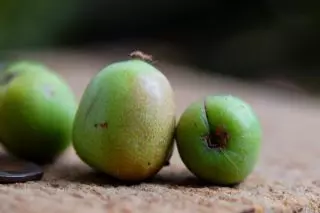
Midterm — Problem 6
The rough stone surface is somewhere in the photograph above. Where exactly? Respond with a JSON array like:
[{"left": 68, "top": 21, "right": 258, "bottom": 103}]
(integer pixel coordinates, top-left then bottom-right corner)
[{"left": 0, "top": 50, "right": 319, "bottom": 213}]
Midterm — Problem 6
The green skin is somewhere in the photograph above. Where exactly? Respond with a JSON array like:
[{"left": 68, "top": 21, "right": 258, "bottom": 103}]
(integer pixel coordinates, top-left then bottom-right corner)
[
  {"left": 176, "top": 95, "right": 262, "bottom": 185},
  {"left": 73, "top": 59, "right": 176, "bottom": 182},
  {"left": 0, "top": 61, "right": 78, "bottom": 163}
]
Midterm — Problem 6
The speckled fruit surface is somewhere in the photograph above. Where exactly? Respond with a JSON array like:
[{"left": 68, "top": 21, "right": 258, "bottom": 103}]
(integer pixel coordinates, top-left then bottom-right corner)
[{"left": 73, "top": 58, "right": 176, "bottom": 182}]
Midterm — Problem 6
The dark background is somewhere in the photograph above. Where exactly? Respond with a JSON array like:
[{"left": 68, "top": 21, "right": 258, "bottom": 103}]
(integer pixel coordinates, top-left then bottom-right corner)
[{"left": 1, "top": 0, "right": 320, "bottom": 93}]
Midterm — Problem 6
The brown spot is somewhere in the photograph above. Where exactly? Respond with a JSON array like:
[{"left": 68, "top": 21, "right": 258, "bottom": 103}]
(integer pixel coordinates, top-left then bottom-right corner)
[
  {"left": 100, "top": 122, "right": 108, "bottom": 128},
  {"left": 203, "top": 100, "right": 229, "bottom": 150},
  {"left": 147, "top": 162, "right": 151, "bottom": 166},
  {"left": 94, "top": 122, "right": 108, "bottom": 129},
  {"left": 203, "top": 130, "right": 229, "bottom": 150}
]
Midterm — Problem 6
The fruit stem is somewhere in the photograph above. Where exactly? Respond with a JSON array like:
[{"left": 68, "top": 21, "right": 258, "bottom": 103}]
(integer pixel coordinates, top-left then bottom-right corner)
[
  {"left": 129, "top": 50, "right": 154, "bottom": 63},
  {"left": 203, "top": 100, "right": 229, "bottom": 150}
]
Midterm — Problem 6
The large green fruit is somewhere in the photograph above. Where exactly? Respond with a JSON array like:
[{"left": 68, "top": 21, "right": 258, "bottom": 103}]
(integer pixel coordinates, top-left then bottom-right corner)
[
  {"left": 73, "top": 56, "right": 176, "bottom": 182},
  {"left": 176, "top": 95, "right": 262, "bottom": 185},
  {"left": 0, "top": 61, "right": 78, "bottom": 163}
]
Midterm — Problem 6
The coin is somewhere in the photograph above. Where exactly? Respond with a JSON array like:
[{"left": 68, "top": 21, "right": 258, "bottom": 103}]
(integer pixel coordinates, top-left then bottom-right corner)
[{"left": 0, "top": 155, "right": 43, "bottom": 184}]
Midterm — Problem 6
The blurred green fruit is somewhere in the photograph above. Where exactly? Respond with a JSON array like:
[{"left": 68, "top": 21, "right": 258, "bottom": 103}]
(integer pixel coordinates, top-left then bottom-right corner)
[{"left": 0, "top": 61, "right": 78, "bottom": 163}]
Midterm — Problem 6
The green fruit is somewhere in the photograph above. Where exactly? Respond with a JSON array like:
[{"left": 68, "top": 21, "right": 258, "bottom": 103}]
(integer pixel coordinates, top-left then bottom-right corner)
[
  {"left": 176, "top": 95, "right": 262, "bottom": 185},
  {"left": 0, "top": 61, "right": 78, "bottom": 163},
  {"left": 73, "top": 56, "right": 176, "bottom": 182}
]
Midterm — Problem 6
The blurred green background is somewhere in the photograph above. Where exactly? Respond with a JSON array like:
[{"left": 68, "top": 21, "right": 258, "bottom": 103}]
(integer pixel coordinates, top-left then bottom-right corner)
[{"left": 1, "top": 0, "right": 320, "bottom": 93}]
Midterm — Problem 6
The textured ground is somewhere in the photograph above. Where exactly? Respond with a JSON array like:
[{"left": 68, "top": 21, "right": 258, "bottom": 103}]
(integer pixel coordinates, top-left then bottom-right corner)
[{"left": 0, "top": 49, "right": 319, "bottom": 213}]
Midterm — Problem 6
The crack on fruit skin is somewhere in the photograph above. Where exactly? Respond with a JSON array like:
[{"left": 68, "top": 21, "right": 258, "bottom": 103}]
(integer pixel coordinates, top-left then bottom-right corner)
[
  {"left": 203, "top": 100, "right": 229, "bottom": 151},
  {"left": 202, "top": 100, "right": 240, "bottom": 176},
  {"left": 94, "top": 122, "right": 108, "bottom": 129}
]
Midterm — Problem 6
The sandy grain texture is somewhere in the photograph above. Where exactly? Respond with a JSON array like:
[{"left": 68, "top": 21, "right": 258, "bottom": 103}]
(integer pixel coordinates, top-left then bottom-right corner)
[{"left": 0, "top": 49, "right": 319, "bottom": 213}]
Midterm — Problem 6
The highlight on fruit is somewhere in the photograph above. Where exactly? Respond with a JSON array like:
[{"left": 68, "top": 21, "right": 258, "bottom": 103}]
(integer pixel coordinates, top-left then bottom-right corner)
[{"left": 72, "top": 51, "right": 176, "bottom": 182}]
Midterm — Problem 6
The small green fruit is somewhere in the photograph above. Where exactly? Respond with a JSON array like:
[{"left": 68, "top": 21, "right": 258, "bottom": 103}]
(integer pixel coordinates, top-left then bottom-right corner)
[
  {"left": 73, "top": 54, "right": 175, "bottom": 182},
  {"left": 176, "top": 95, "right": 262, "bottom": 185},
  {"left": 0, "top": 61, "right": 78, "bottom": 163}
]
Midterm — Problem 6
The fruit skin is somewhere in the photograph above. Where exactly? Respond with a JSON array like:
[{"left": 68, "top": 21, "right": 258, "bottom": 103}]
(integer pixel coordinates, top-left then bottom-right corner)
[
  {"left": 176, "top": 95, "right": 262, "bottom": 185},
  {"left": 73, "top": 59, "right": 176, "bottom": 182},
  {"left": 0, "top": 61, "right": 78, "bottom": 163}
]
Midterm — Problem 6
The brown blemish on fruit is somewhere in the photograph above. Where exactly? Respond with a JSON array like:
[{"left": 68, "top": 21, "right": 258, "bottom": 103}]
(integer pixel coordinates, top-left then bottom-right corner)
[
  {"left": 202, "top": 128, "right": 229, "bottom": 150},
  {"left": 129, "top": 50, "right": 154, "bottom": 63},
  {"left": 94, "top": 122, "right": 108, "bottom": 129},
  {"left": 203, "top": 100, "right": 229, "bottom": 150}
]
